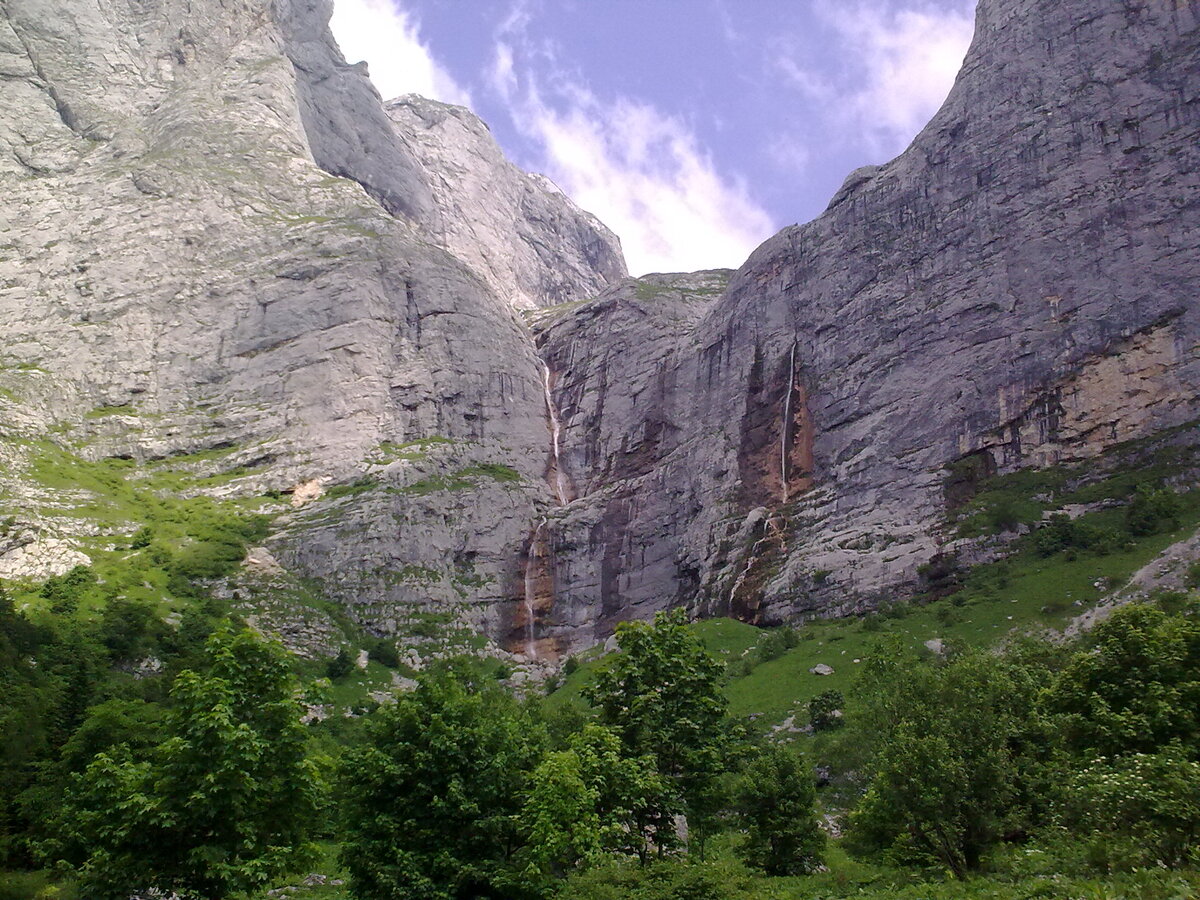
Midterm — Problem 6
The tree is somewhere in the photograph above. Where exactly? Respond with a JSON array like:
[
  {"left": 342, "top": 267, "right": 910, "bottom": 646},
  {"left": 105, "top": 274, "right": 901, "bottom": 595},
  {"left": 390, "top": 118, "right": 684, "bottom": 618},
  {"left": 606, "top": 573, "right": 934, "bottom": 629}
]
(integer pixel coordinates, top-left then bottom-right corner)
[
  {"left": 1125, "top": 483, "right": 1181, "bottom": 536},
  {"left": 583, "top": 610, "right": 729, "bottom": 856},
  {"left": 325, "top": 647, "right": 355, "bottom": 680},
  {"left": 523, "top": 724, "right": 677, "bottom": 873},
  {"left": 808, "top": 689, "right": 844, "bottom": 732},
  {"left": 846, "top": 643, "right": 1045, "bottom": 878},
  {"left": 1043, "top": 602, "right": 1200, "bottom": 757},
  {"left": 1063, "top": 747, "right": 1200, "bottom": 869},
  {"left": 734, "top": 744, "right": 824, "bottom": 875},
  {"left": 339, "top": 672, "right": 546, "bottom": 900},
  {"left": 50, "top": 628, "right": 321, "bottom": 899}
]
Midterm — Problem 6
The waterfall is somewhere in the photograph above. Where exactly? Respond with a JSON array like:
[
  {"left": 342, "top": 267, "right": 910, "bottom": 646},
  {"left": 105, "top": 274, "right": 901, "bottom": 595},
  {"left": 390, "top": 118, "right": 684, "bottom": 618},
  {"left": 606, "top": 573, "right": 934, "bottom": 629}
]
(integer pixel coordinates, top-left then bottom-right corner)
[
  {"left": 522, "top": 517, "right": 548, "bottom": 658},
  {"left": 539, "top": 361, "right": 570, "bottom": 505},
  {"left": 728, "top": 526, "right": 771, "bottom": 614},
  {"left": 781, "top": 342, "right": 796, "bottom": 503}
]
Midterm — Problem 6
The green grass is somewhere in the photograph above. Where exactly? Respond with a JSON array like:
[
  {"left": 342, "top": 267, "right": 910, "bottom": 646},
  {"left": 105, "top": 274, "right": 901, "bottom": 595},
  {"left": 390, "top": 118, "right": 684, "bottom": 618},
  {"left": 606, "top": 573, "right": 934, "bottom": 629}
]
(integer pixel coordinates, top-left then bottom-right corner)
[
  {"left": 400, "top": 463, "right": 523, "bottom": 495},
  {"left": 83, "top": 403, "right": 136, "bottom": 419},
  {"left": 320, "top": 659, "right": 406, "bottom": 713},
  {"left": 546, "top": 490, "right": 1200, "bottom": 732},
  {"left": 1, "top": 438, "right": 279, "bottom": 618},
  {"left": 951, "top": 423, "right": 1200, "bottom": 537}
]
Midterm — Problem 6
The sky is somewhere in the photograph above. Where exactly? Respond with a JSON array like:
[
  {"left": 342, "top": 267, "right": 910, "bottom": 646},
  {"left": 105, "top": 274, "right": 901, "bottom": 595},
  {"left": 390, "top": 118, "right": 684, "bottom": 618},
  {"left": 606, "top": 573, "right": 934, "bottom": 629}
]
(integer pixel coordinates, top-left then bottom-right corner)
[{"left": 329, "top": 0, "right": 977, "bottom": 276}]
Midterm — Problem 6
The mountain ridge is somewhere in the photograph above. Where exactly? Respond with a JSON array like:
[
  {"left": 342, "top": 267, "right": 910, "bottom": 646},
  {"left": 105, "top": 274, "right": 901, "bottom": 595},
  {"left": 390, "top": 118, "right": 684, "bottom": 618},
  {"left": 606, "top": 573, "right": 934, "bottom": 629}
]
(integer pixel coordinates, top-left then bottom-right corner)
[{"left": 1, "top": 0, "right": 1197, "bottom": 661}]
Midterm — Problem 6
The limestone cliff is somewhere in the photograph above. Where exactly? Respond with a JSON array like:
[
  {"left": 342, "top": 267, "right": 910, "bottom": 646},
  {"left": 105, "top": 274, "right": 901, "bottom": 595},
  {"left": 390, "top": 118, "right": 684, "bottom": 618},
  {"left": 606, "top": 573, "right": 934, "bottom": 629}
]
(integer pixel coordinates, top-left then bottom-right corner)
[
  {"left": 1, "top": 0, "right": 1197, "bottom": 661},
  {"left": 532, "top": 0, "right": 1200, "bottom": 647},
  {"left": 0, "top": 0, "right": 620, "bottom": 646}
]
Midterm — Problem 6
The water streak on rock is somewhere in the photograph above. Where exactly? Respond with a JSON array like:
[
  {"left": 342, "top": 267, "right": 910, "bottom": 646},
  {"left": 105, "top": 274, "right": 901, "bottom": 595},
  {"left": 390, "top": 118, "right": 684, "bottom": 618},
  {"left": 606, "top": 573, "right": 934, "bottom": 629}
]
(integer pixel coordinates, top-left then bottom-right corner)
[
  {"left": 781, "top": 341, "right": 797, "bottom": 503},
  {"left": 522, "top": 517, "right": 548, "bottom": 657},
  {"left": 539, "top": 361, "right": 571, "bottom": 504}
]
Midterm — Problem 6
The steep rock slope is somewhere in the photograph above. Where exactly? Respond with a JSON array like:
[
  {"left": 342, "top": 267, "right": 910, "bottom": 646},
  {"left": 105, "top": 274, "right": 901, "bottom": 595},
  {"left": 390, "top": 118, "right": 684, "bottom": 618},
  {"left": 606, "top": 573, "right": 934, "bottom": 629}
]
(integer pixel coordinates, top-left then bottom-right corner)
[
  {"left": 533, "top": 0, "right": 1200, "bottom": 647},
  {"left": 0, "top": 0, "right": 620, "bottom": 642},
  {"left": 384, "top": 95, "right": 626, "bottom": 309}
]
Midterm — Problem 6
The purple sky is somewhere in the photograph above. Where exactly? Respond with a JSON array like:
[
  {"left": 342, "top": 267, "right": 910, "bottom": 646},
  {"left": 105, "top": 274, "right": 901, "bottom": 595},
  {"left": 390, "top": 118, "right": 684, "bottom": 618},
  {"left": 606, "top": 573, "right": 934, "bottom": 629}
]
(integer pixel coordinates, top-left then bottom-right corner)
[{"left": 330, "top": 0, "right": 977, "bottom": 275}]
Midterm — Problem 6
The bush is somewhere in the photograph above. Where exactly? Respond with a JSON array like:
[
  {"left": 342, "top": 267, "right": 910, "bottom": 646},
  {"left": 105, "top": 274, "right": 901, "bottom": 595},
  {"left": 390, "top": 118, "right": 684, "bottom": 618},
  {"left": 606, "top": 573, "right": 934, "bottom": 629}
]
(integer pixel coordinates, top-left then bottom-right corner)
[
  {"left": 366, "top": 638, "right": 399, "bottom": 669},
  {"left": 1064, "top": 748, "right": 1200, "bottom": 869},
  {"left": 1033, "top": 516, "right": 1124, "bottom": 557},
  {"left": 754, "top": 629, "right": 789, "bottom": 663},
  {"left": 1032, "top": 515, "right": 1074, "bottom": 557},
  {"left": 129, "top": 526, "right": 154, "bottom": 550},
  {"left": 559, "top": 856, "right": 763, "bottom": 900},
  {"left": 325, "top": 648, "right": 355, "bottom": 681},
  {"left": 38, "top": 567, "right": 95, "bottom": 615},
  {"left": 734, "top": 745, "right": 824, "bottom": 875},
  {"left": 808, "top": 690, "right": 845, "bottom": 732},
  {"left": 1126, "top": 484, "right": 1181, "bottom": 537}
]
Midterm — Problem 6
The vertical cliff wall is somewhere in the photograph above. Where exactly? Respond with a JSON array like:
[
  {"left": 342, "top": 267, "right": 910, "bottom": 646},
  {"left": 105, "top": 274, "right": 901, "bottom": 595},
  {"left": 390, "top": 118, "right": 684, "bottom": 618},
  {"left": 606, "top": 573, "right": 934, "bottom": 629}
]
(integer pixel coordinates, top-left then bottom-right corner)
[
  {"left": 0, "top": 0, "right": 622, "bottom": 643},
  {"left": 534, "top": 0, "right": 1200, "bottom": 646},
  {"left": 2, "top": 0, "right": 1197, "bottom": 659}
]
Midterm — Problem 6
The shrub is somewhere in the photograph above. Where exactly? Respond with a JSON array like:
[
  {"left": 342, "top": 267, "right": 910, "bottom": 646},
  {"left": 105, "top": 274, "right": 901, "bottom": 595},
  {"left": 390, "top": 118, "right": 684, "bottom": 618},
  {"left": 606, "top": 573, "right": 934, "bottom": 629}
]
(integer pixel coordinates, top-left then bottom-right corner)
[
  {"left": 755, "top": 629, "right": 789, "bottom": 663},
  {"left": 38, "top": 567, "right": 95, "bottom": 615},
  {"left": 1064, "top": 748, "right": 1200, "bottom": 869},
  {"left": 366, "top": 638, "right": 399, "bottom": 669},
  {"left": 734, "top": 745, "right": 824, "bottom": 875},
  {"left": 325, "top": 648, "right": 355, "bottom": 681},
  {"left": 808, "top": 690, "right": 845, "bottom": 732},
  {"left": 1126, "top": 484, "right": 1181, "bottom": 537}
]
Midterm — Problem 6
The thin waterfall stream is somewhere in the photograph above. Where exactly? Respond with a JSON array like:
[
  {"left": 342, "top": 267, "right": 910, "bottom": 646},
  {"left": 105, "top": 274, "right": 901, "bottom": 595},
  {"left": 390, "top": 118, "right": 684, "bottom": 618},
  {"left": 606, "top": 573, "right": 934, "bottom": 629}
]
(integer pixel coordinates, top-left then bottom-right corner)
[
  {"left": 522, "top": 517, "right": 548, "bottom": 658},
  {"left": 539, "top": 360, "right": 570, "bottom": 505},
  {"left": 519, "top": 360, "right": 572, "bottom": 658},
  {"left": 781, "top": 341, "right": 796, "bottom": 503}
]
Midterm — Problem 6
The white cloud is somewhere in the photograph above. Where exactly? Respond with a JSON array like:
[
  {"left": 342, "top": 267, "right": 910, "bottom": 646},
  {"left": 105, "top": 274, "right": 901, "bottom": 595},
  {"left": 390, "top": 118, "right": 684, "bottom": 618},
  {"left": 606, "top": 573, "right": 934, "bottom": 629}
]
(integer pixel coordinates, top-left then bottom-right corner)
[
  {"left": 782, "top": 2, "right": 974, "bottom": 157},
  {"left": 833, "top": 3, "right": 975, "bottom": 144},
  {"left": 489, "top": 35, "right": 776, "bottom": 276},
  {"left": 329, "top": 0, "right": 471, "bottom": 107}
]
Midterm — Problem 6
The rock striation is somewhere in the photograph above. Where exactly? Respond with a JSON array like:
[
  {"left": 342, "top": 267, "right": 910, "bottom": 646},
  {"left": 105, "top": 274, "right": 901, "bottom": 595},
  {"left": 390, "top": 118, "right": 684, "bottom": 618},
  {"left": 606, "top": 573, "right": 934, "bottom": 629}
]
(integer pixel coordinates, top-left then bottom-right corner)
[
  {"left": 0, "top": 0, "right": 620, "bottom": 644},
  {"left": 383, "top": 95, "right": 627, "bottom": 309}
]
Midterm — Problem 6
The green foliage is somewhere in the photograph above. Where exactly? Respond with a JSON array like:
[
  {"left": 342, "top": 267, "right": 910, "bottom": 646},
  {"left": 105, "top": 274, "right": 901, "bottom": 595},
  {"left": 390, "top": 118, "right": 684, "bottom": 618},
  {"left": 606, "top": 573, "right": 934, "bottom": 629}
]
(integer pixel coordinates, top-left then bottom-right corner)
[
  {"left": 48, "top": 628, "right": 320, "bottom": 899},
  {"left": 1063, "top": 747, "right": 1200, "bottom": 869},
  {"left": 1031, "top": 514, "right": 1124, "bottom": 557},
  {"left": 324, "top": 477, "right": 376, "bottom": 499},
  {"left": 1044, "top": 603, "right": 1200, "bottom": 757},
  {"left": 366, "top": 637, "right": 400, "bottom": 668},
  {"left": 847, "top": 644, "right": 1049, "bottom": 878},
  {"left": 808, "top": 689, "right": 845, "bottom": 732},
  {"left": 558, "top": 855, "right": 765, "bottom": 900},
  {"left": 37, "top": 568, "right": 94, "bottom": 616},
  {"left": 585, "top": 610, "right": 730, "bottom": 856},
  {"left": 338, "top": 673, "right": 545, "bottom": 900},
  {"left": 325, "top": 648, "right": 354, "bottom": 681},
  {"left": 1126, "top": 483, "right": 1182, "bottom": 536},
  {"left": 734, "top": 745, "right": 824, "bottom": 875},
  {"left": 524, "top": 725, "right": 675, "bottom": 873}
]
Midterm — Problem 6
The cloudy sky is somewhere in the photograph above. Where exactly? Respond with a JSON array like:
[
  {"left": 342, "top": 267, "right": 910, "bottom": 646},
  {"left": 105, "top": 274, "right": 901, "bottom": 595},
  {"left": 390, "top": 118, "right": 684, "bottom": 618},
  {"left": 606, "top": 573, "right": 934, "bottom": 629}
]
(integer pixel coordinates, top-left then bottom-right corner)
[{"left": 329, "top": 0, "right": 977, "bottom": 276}]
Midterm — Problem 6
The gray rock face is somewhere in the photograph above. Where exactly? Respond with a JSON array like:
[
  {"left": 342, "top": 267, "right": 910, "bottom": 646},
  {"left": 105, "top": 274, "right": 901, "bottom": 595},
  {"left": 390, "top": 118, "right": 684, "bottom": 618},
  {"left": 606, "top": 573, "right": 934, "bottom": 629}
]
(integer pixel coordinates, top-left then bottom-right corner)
[
  {"left": 275, "top": 0, "right": 436, "bottom": 223},
  {"left": 384, "top": 95, "right": 627, "bottom": 309},
  {"left": 2, "top": 0, "right": 1197, "bottom": 660},
  {"left": 0, "top": 0, "right": 618, "bottom": 643},
  {"left": 533, "top": 0, "right": 1200, "bottom": 646}
]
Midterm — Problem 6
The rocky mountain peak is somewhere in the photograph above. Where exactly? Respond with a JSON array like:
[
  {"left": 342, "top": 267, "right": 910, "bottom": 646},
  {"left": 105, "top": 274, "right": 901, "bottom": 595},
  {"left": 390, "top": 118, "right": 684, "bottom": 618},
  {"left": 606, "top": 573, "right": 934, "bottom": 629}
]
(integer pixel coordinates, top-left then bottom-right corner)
[{"left": 1, "top": 0, "right": 1197, "bottom": 663}]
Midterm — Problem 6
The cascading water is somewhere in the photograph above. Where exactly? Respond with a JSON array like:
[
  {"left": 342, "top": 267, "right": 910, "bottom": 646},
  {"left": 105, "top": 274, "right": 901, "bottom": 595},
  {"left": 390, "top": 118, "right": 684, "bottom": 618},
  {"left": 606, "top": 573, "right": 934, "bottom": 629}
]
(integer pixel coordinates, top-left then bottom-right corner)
[
  {"left": 781, "top": 341, "right": 797, "bottom": 503},
  {"left": 728, "top": 522, "right": 770, "bottom": 613},
  {"left": 538, "top": 361, "right": 570, "bottom": 505},
  {"left": 519, "top": 361, "right": 569, "bottom": 658},
  {"left": 522, "top": 517, "right": 548, "bottom": 657}
]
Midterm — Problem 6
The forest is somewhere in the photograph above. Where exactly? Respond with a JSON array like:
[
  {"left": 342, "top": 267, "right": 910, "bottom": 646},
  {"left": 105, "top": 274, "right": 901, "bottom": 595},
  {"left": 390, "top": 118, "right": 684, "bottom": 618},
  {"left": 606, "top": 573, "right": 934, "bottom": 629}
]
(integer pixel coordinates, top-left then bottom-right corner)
[{"left": 1, "top": 570, "right": 1198, "bottom": 900}]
